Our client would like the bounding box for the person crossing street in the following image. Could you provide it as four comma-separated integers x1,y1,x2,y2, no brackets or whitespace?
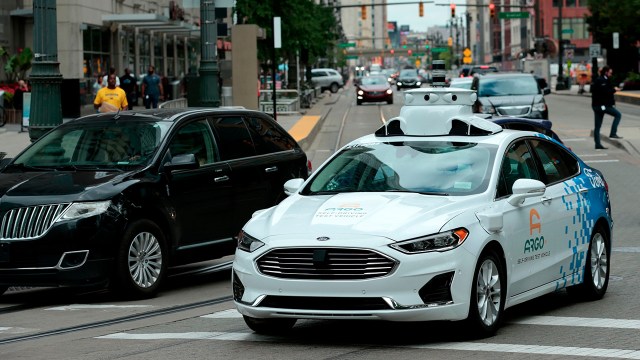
591,66,623,149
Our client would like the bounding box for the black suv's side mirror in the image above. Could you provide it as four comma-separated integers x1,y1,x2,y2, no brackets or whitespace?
164,153,198,171
0,157,12,172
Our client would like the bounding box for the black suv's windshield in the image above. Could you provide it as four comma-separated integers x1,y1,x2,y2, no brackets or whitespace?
303,141,497,196
12,120,172,169
478,76,540,97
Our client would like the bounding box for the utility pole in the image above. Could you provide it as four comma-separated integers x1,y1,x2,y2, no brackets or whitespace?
478,0,485,64
556,0,565,90
29,0,62,142
199,0,220,107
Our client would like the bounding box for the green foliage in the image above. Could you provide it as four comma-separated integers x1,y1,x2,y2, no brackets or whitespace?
0,47,33,82
234,0,340,66
626,72,640,82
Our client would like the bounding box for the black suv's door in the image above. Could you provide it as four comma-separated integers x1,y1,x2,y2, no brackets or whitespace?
209,115,271,232
166,119,234,247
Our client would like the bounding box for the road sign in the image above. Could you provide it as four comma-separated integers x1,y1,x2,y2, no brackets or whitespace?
463,56,472,64
338,43,356,48
431,47,448,53
345,55,358,60
613,32,619,49
563,43,576,50
562,28,574,34
589,43,601,58
498,11,529,19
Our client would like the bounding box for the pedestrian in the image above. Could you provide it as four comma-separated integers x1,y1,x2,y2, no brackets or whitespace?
141,65,163,109
94,73,128,113
120,68,136,110
92,75,102,97
591,66,622,149
102,67,120,88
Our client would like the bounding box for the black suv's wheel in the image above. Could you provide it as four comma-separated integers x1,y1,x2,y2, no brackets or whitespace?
567,227,610,300
330,82,339,93
243,315,296,334
113,219,167,299
465,250,505,337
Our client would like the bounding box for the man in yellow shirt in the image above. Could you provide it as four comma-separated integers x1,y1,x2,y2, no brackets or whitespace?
94,74,128,112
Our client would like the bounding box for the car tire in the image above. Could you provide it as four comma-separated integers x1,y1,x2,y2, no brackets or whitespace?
566,227,610,300
465,250,505,337
387,98,393,105
357,100,362,106
330,83,339,93
113,219,167,299
243,315,297,334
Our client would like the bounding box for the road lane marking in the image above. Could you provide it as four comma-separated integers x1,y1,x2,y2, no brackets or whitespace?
45,304,153,311
584,159,619,163
614,247,640,253
201,309,242,318
562,138,587,142
576,153,609,157
96,331,640,358
510,315,640,329
288,115,321,142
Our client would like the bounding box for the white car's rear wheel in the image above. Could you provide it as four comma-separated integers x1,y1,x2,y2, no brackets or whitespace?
567,227,609,300
465,250,505,337
243,315,296,334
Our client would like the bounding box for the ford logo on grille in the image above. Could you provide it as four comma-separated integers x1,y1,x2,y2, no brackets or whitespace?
316,236,330,241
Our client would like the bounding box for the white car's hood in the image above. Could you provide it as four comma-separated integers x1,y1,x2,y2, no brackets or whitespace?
245,192,475,242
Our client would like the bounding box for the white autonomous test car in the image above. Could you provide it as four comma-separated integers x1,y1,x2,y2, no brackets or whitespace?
232,87,612,337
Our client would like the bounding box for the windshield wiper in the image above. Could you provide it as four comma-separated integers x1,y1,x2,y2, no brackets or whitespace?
8,163,54,171
384,189,449,196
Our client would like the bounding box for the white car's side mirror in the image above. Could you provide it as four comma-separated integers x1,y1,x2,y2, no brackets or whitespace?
507,178,546,206
284,178,305,196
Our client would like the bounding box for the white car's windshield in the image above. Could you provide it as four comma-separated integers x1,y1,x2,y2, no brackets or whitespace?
304,141,497,196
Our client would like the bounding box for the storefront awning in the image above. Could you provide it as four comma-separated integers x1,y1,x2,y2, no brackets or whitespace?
102,14,200,38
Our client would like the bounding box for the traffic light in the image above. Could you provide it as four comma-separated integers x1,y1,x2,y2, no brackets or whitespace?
489,3,495,18
450,3,455,18
361,5,366,20
419,2,424,17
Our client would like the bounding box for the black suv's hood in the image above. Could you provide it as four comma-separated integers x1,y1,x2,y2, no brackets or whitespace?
0,170,135,205
479,94,542,107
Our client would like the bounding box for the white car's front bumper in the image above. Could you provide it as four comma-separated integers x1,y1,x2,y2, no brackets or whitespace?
233,241,478,322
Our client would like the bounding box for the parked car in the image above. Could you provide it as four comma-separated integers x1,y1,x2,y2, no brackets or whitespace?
491,117,563,144
356,75,394,105
0,108,310,298
233,88,611,337
396,69,422,90
471,72,550,119
310,68,344,93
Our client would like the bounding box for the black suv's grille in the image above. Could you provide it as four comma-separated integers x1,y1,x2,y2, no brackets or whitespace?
0,204,70,240
256,248,398,280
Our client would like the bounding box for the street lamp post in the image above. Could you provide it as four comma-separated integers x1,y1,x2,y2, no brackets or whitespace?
556,0,565,90
199,0,220,107
29,0,62,142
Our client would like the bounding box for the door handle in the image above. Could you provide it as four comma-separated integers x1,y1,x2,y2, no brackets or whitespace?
541,196,552,205
265,166,278,173
214,175,229,183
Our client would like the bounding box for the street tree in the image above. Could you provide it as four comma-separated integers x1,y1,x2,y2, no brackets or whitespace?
235,0,340,88
586,0,640,77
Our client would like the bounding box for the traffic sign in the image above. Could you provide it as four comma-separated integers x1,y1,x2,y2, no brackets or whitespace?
589,43,601,58
345,55,358,60
431,47,448,53
463,48,472,57
463,57,472,64
338,43,356,48
562,29,574,34
498,11,529,19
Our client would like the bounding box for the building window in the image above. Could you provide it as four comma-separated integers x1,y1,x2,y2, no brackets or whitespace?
566,0,576,7
553,17,589,40
552,0,560,7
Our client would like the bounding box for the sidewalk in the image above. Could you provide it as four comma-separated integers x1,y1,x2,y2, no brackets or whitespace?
552,83,640,157
0,92,337,159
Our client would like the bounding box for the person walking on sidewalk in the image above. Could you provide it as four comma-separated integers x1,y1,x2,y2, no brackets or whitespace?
591,66,622,149
94,74,128,113
120,68,137,110
141,65,163,109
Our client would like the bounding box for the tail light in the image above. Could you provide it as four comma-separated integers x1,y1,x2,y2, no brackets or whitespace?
307,160,313,176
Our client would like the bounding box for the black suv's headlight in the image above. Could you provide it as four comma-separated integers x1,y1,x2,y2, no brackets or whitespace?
390,228,469,254
58,201,111,221
237,230,265,253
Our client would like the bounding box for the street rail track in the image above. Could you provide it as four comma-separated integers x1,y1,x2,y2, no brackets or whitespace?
0,295,233,345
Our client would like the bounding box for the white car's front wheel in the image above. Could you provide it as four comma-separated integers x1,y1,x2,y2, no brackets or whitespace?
567,227,610,300
465,250,505,337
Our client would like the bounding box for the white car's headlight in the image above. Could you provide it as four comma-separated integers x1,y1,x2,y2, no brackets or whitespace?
237,230,265,252
59,201,111,221
532,101,546,112
390,228,469,254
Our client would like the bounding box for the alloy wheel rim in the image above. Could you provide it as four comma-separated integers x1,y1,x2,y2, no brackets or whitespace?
128,231,163,288
590,233,608,290
476,259,501,326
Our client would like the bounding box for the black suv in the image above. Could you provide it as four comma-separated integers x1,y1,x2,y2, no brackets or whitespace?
471,72,550,119
0,108,309,298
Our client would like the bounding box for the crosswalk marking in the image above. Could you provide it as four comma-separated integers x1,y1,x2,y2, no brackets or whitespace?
45,304,152,311
584,159,619,163
511,315,640,329
96,331,640,359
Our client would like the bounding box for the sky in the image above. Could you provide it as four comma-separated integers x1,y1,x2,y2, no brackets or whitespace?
386,0,452,32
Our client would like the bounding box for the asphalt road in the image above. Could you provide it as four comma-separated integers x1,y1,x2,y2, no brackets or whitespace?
1,91,640,360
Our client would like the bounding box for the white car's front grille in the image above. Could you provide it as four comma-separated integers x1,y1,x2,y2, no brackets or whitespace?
0,204,70,240
256,247,398,280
